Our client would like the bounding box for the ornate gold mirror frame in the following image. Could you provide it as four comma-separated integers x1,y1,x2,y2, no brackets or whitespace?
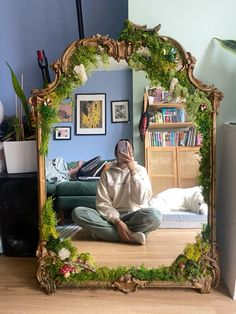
29,21,223,295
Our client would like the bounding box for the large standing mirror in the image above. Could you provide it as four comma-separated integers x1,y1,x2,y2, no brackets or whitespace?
29,21,223,295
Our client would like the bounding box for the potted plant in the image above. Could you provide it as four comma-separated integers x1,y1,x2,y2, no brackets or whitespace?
3,63,37,174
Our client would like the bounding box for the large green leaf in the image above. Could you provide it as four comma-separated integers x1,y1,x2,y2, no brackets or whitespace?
214,38,236,55
6,62,32,131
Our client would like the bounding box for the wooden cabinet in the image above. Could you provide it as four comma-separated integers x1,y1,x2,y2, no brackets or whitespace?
146,146,200,195
144,93,201,195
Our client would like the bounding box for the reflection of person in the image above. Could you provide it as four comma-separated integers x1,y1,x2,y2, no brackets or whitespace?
46,158,83,183
68,161,83,179
72,139,162,245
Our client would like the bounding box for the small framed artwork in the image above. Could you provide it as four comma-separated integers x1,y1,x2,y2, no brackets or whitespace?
54,126,71,140
75,93,106,135
111,100,129,123
58,101,73,122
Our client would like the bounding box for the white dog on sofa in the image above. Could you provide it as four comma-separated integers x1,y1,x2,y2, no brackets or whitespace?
149,186,208,215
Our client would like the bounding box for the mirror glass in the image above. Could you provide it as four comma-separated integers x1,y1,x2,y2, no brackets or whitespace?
46,58,206,268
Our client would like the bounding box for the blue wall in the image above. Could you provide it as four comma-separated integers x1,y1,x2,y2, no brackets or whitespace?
0,0,78,115
0,0,130,161
48,69,133,161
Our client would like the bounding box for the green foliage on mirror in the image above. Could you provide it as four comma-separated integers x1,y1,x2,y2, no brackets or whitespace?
119,20,213,202
185,90,212,202
119,20,177,88
39,45,109,155
41,196,59,241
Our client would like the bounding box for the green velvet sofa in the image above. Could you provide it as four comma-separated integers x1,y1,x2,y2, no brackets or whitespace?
46,159,109,224
47,179,99,224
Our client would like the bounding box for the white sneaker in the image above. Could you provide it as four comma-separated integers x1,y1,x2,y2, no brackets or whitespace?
133,232,146,245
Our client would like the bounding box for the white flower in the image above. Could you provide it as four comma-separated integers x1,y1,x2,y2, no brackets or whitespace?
74,64,87,83
137,46,150,56
169,77,178,94
58,247,70,261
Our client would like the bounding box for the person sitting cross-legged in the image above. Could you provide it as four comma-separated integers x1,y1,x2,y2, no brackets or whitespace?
72,138,162,245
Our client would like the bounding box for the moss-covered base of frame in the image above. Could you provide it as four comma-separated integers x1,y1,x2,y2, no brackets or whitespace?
38,198,218,294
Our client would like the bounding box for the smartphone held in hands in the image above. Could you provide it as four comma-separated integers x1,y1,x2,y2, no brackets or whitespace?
118,140,128,154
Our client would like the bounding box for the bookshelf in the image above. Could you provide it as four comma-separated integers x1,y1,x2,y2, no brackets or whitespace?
143,92,201,195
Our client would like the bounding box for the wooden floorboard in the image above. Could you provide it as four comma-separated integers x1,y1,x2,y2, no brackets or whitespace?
71,228,200,267
0,229,235,313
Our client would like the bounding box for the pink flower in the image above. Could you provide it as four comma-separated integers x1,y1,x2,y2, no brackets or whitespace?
59,264,75,278
179,262,186,270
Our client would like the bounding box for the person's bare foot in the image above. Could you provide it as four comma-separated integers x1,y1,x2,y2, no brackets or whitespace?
69,160,83,178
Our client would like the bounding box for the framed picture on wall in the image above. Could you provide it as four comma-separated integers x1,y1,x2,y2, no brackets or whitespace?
75,93,106,135
58,101,73,122
111,100,129,123
54,126,71,140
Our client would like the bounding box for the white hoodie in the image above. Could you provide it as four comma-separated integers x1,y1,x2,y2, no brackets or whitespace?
96,161,152,223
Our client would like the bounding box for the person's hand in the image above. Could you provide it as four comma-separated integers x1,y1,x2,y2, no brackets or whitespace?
116,220,134,243
118,143,136,172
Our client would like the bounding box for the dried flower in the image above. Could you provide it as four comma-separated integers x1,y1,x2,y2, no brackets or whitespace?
200,104,207,111
74,64,87,83
43,98,52,106
58,247,70,261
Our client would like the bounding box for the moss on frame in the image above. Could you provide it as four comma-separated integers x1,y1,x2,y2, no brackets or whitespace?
41,198,213,288
31,20,223,294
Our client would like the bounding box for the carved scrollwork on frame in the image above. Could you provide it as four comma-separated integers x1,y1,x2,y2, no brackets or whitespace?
36,242,59,295
110,274,147,294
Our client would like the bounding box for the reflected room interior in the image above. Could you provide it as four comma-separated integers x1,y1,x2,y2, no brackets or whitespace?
46,59,207,268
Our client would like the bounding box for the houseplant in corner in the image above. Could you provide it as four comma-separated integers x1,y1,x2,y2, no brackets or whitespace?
3,63,37,174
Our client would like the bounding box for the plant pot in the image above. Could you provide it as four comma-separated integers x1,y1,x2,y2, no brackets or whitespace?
3,140,38,174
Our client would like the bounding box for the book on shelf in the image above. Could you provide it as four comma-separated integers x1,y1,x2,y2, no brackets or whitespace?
196,133,203,146
148,126,202,147
154,108,186,123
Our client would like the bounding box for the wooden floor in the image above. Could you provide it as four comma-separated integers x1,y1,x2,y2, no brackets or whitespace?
0,229,235,314
71,228,200,267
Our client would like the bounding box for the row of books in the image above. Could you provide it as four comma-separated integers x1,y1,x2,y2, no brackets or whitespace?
148,127,203,147
149,108,187,124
